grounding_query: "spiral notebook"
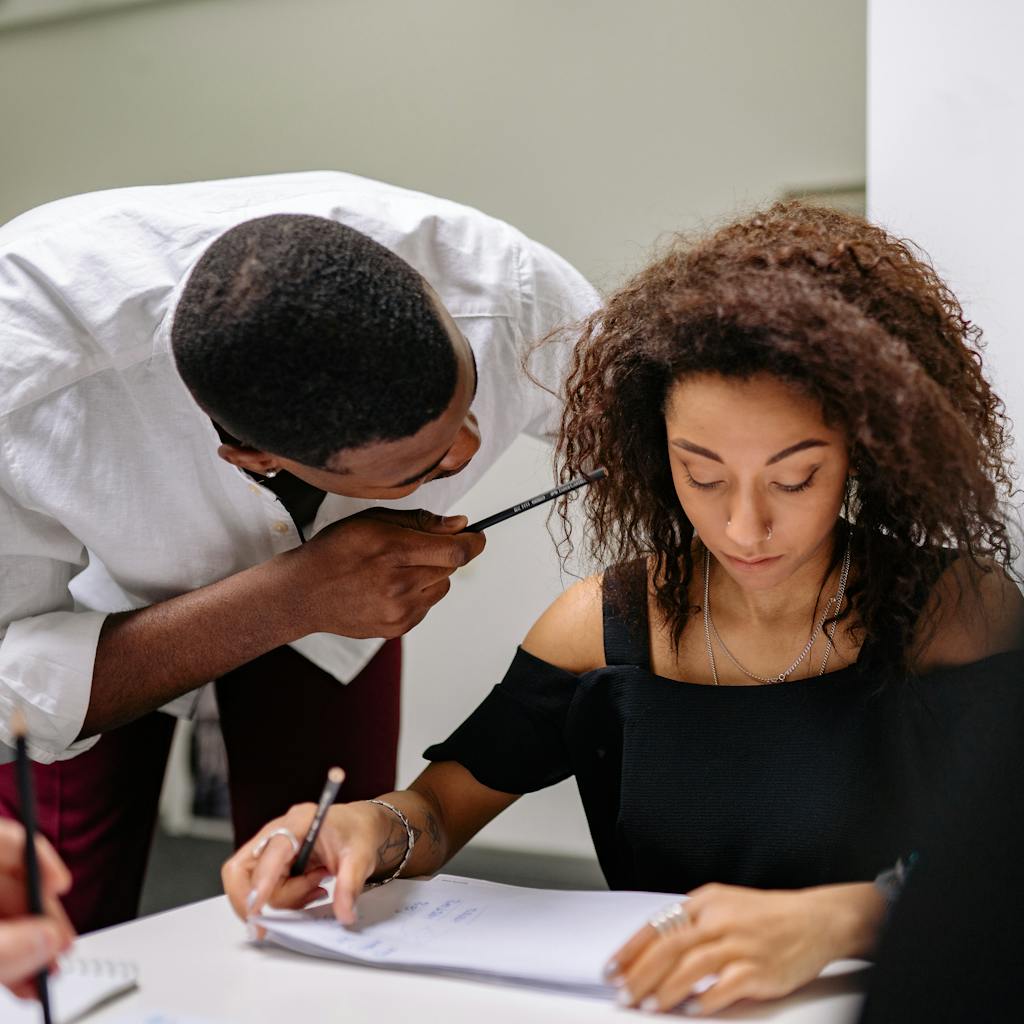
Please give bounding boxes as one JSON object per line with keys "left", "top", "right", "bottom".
{"left": 0, "top": 955, "right": 138, "bottom": 1023}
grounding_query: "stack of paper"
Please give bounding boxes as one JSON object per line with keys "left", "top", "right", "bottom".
{"left": 257, "top": 874, "right": 686, "bottom": 998}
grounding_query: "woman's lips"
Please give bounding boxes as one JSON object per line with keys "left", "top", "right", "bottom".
{"left": 725, "top": 554, "right": 782, "bottom": 570}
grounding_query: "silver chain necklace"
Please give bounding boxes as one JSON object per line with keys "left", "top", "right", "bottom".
{"left": 702, "top": 540, "right": 851, "bottom": 685}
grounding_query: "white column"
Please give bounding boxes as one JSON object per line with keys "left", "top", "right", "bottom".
{"left": 868, "top": 0, "right": 1024, "bottom": 551}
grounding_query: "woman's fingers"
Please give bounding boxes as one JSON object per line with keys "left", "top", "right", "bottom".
{"left": 223, "top": 806, "right": 323, "bottom": 920}
{"left": 332, "top": 848, "right": 375, "bottom": 926}
{"left": 605, "top": 921, "right": 657, "bottom": 977}
{"left": 685, "top": 960, "right": 759, "bottom": 1016}
{"left": 224, "top": 803, "right": 384, "bottom": 928}
{"left": 265, "top": 871, "right": 331, "bottom": 910}
{"left": 641, "top": 940, "right": 735, "bottom": 1012}
{"left": 247, "top": 834, "right": 304, "bottom": 916}
{"left": 42, "top": 893, "right": 75, "bottom": 950}
{"left": 34, "top": 834, "right": 72, "bottom": 896}
{"left": 0, "top": 823, "right": 71, "bottom": 905}
{"left": 606, "top": 899, "right": 697, "bottom": 978}
{"left": 619, "top": 932, "right": 724, "bottom": 1008}
{"left": 0, "top": 918, "right": 63, "bottom": 988}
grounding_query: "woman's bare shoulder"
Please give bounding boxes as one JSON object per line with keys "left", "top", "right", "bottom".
{"left": 521, "top": 574, "right": 606, "bottom": 674}
{"left": 911, "top": 557, "right": 1024, "bottom": 673}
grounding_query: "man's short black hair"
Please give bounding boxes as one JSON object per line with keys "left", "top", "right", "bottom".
{"left": 171, "top": 213, "right": 458, "bottom": 468}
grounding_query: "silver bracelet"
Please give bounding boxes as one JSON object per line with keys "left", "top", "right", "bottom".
{"left": 364, "top": 799, "right": 416, "bottom": 890}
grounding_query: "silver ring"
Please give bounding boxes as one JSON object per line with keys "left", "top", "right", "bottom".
{"left": 648, "top": 901, "right": 691, "bottom": 936}
{"left": 251, "top": 827, "right": 300, "bottom": 859}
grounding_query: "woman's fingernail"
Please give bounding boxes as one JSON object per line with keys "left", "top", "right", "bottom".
{"left": 246, "top": 889, "right": 258, "bottom": 915}
{"left": 246, "top": 922, "right": 262, "bottom": 944}
{"left": 640, "top": 996, "right": 660, "bottom": 1013}
{"left": 616, "top": 987, "right": 633, "bottom": 1006}
{"left": 682, "top": 999, "right": 702, "bottom": 1016}
{"left": 603, "top": 959, "right": 619, "bottom": 979}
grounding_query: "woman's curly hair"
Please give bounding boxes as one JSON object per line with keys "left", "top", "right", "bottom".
{"left": 556, "top": 201, "right": 1018, "bottom": 676}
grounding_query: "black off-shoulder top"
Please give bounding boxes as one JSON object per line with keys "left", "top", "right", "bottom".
{"left": 424, "top": 560, "right": 1022, "bottom": 895}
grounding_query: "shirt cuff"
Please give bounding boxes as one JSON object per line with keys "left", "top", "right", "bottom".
{"left": 288, "top": 633, "right": 386, "bottom": 684}
{"left": 0, "top": 610, "right": 107, "bottom": 764}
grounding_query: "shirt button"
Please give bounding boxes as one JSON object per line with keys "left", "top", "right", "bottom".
{"left": 272, "top": 521, "right": 290, "bottom": 534}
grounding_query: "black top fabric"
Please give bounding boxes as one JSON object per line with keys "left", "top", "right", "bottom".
{"left": 425, "top": 560, "right": 1023, "bottom": 894}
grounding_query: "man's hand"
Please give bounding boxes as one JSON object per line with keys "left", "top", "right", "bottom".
{"left": 0, "top": 820, "right": 75, "bottom": 999}
{"left": 290, "top": 509, "right": 485, "bottom": 638}
{"left": 86, "top": 509, "right": 485, "bottom": 737}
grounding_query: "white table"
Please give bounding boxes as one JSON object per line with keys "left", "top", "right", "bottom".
{"left": 74, "top": 896, "right": 868, "bottom": 1023}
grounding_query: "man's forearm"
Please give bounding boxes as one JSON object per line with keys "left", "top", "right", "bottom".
{"left": 83, "top": 550, "right": 308, "bottom": 738}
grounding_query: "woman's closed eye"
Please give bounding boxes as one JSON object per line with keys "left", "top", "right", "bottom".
{"left": 682, "top": 466, "right": 821, "bottom": 492}
{"left": 773, "top": 467, "right": 820, "bottom": 493}
{"left": 683, "top": 468, "right": 723, "bottom": 491}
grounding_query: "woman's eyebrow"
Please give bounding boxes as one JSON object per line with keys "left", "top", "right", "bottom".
{"left": 671, "top": 438, "right": 828, "bottom": 465}
{"left": 765, "top": 439, "right": 829, "bottom": 465}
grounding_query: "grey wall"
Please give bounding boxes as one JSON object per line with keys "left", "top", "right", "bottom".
{"left": 0, "top": 0, "right": 866, "bottom": 856}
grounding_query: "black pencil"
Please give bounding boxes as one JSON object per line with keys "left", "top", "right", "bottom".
{"left": 466, "top": 468, "right": 606, "bottom": 533}
{"left": 10, "top": 708, "right": 53, "bottom": 1024}
{"left": 290, "top": 766, "right": 346, "bottom": 877}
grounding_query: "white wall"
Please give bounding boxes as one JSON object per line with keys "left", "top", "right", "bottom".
{"left": 868, "top": 0, "right": 1023, "bottom": 549}
{"left": 1, "top": 0, "right": 866, "bottom": 857}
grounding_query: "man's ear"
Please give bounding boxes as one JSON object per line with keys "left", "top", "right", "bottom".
{"left": 217, "top": 443, "right": 279, "bottom": 475}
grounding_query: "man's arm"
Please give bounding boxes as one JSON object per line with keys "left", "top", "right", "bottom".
{"left": 0, "top": 487, "right": 483, "bottom": 751}
{"left": 84, "top": 510, "right": 484, "bottom": 737}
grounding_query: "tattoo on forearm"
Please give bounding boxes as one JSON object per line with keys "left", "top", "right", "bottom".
{"left": 373, "top": 797, "right": 446, "bottom": 877}
{"left": 423, "top": 809, "right": 442, "bottom": 851}
{"left": 376, "top": 816, "right": 409, "bottom": 873}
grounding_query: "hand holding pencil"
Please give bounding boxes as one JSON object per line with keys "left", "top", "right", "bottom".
{"left": 1, "top": 712, "right": 76, "bottom": 1006}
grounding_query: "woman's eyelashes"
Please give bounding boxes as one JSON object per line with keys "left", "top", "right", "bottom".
{"left": 683, "top": 468, "right": 723, "bottom": 491}
{"left": 775, "top": 467, "right": 819, "bottom": 493}
{"left": 682, "top": 466, "right": 820, "bottom": 493}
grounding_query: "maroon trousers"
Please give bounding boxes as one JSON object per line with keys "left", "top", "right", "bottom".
{"left": 0, "top": 640, "right": 401, "bottom": 933}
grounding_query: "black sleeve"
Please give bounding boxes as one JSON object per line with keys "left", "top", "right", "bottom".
{"left": 422, "top": 647, "right": 579, "bottom": 794}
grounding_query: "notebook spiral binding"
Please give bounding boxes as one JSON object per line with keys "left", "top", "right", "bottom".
{"left": 58, "top": 955, "right": 139, "bottom": 980}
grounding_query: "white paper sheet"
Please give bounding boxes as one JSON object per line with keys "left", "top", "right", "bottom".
{"left": 257, "top": 874, "right": 686, "bottom": 998}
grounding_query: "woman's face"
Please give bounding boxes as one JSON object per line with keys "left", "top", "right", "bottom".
{"left": 665, "top": 373, "right": 849, "bottom": 592}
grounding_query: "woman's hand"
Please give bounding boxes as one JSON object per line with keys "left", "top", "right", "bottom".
{"left": 0, "top": 819, "right": 75, "bottom": 999}
{"left": 606, "top": 882, "right": 885, "bottom": 1016}
{"left": 222, "top": 800, "right": 399, "bottom": 927}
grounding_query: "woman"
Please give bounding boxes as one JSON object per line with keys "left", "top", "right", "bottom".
{"left": 222, "top": 203, "right": 1023, "bottom": 1015}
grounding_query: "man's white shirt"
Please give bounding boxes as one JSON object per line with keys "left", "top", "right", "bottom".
{"left": 0, "top": 171, "right": 599, "bottom": 762}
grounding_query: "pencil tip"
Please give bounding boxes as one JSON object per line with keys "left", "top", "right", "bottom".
{"left": 328, "top": 766, "right": 346, "bottom": 784}
{"left": 9, "top": 707, "right": 27, "bottom": 739}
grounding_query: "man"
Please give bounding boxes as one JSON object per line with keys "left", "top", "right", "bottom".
{"left": 0, "top": 171, "right": 598, "bottom": 930}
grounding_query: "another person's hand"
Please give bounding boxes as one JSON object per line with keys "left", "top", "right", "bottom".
{"left": 0, "top": 819, "right": 75, "bottom": 999}
{"left": 606, "top": 882, "right": 884, "bottom": 1016}
{"left": 289, "top": 509, "right": 485, "bottom": 639}
{"left": 222, "top": 800, "right": 400, "bottom": 929}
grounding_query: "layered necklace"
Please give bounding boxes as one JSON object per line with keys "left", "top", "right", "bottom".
{"left": 702, "top": 539, "right": 852, "bottom": 685}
